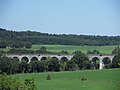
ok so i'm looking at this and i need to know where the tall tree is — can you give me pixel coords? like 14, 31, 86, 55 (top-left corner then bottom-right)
18, 61, 28, 73
36, 46, 47, 54
112, 46, 120, 68
65, 60, 78, 71
48, 57, 60, 72
0, 56, 19, 74
72, 51, 90, 70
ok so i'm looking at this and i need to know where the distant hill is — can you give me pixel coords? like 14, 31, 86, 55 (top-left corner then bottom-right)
0, 28, 120, 48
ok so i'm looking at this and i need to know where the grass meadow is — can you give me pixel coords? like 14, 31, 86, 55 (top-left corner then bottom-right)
0, 45, 116, 54
31, 45, 116, 54
14, 69, 120, 90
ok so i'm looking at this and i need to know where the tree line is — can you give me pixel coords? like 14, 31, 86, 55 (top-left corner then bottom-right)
0, 47, 120, 75
0, 28, 120, 48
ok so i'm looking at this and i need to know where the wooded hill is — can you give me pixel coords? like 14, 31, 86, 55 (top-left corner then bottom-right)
0, 28, 120, 48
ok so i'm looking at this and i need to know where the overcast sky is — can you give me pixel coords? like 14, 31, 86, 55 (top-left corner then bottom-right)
0, 0, 120, 36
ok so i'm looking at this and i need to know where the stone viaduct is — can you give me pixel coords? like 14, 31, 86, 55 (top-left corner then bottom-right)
6, 54, 115, 70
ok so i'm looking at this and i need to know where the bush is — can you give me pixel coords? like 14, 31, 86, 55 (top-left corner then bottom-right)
24, 78, 36, 90
81, 77, 87, 81
46, 75, 51, 80
0, 75, 36, 90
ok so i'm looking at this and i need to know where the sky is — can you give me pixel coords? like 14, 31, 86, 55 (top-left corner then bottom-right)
0, 0, 120, 36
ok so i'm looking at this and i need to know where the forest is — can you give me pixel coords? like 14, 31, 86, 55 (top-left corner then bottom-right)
0, 28, 120, 48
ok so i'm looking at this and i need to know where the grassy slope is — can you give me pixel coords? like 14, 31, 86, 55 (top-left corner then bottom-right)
14, 69, 120, 90
32, 45, 116, 54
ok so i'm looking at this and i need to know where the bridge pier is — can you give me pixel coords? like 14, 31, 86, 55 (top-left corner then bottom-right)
99, 61, 104, 70
89, 55, 114, 70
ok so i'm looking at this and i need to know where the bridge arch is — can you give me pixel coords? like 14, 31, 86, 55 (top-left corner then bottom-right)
21, 57, 29, 63
51, 57, 59, 60
60, 57, 68, 63
12, 57, 20, 62
91, 57, 100, 69
31, 57, 38, 62
102, 57, 111, 64
41, 57, 47, 61
102, 57, 111, 68
13, 56, 19, 59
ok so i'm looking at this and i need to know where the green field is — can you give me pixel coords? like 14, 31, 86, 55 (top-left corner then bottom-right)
14, 69, 120, 90
32, 45, 116, 54
0, 45, 117, 54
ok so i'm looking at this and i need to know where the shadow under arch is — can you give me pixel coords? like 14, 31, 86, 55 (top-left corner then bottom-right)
21, 57, 29, 63
102, 57, 111, 64
31, 57, 38, 62
13, 57, 20, 62
102, 57, 111, 68
60, 57, 68, 63
91, 57, 100, 69
41, 57, 47, 61
51, 57, 59, 60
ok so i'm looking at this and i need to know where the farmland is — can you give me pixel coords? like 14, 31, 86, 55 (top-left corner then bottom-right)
0, 44, 117, 54
31, 45, 116, 54
14, 69, 120, 90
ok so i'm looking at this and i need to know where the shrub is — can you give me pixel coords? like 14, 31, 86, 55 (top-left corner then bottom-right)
0, 75, 36, 90
81, 77, 87, 81
46, 75, 51, 80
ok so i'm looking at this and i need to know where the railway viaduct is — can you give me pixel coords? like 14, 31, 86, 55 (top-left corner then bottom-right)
6, 54, 115, 70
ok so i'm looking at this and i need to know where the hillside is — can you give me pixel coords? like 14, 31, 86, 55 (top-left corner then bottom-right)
0, 28, 120, 48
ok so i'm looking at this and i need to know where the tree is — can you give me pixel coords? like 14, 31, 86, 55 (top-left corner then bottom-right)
60, 50, 68, 54
18, 61, 28, 73
87, 49, 100, 54
112, 47, 119, 55
0, 40, 7, 48
40, 46, 47, 53
83, 60, 91, 69
112, 46, 120, 68
46, 75, 51, 80
23, 42, 32, 49
28, 61, 46, 73
36, 46, 47, 54
48, 57, 60, 72
29, 61, 39, 73
0, 50, 5, 57
72, 51, 90, 70
60, 62, 67, 71
92, 49, 100, 54
37, 61, 46, 72
0, 56, 19, 74
65, 60, 78, 71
